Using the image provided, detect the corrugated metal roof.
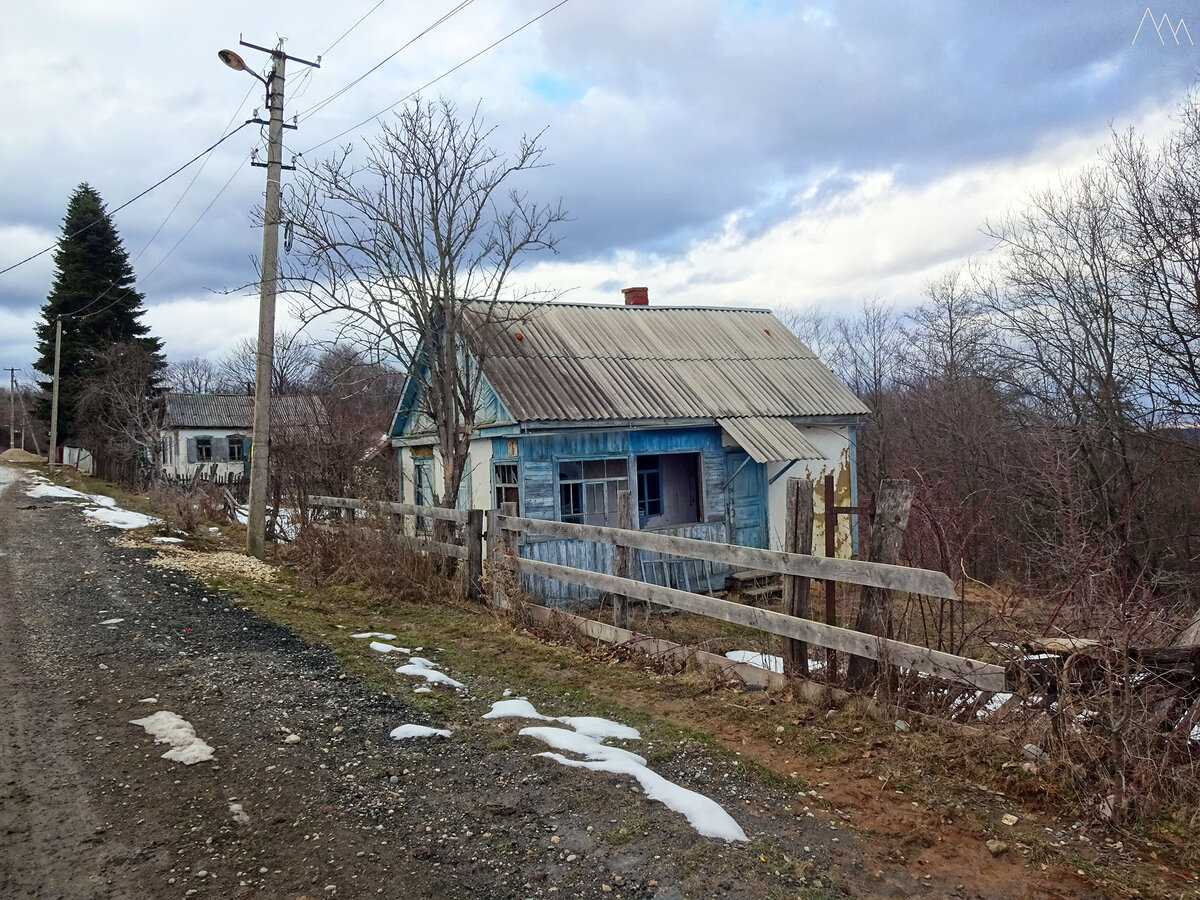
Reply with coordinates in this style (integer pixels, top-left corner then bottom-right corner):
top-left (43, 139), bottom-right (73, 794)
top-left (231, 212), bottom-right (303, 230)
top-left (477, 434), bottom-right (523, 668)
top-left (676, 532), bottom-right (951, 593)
top-left (465, 301), bottom-right (870, 422)
top-left (718, 417), bottom-right (824, 463)
top-left (163, 393), bottom-right (327, 429)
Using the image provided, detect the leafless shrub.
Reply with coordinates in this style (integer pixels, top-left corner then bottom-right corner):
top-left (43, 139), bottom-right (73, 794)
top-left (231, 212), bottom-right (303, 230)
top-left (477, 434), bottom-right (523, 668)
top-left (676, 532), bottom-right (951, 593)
top-left (147, 480), bottom-right (231, 532)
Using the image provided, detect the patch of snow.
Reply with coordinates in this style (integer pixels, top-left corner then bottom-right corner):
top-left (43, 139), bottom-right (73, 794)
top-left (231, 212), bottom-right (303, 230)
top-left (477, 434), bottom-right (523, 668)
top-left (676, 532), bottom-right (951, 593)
top-left (99, 618), bottom-right (125, 625)
top-left (520, 726), bottom-right (747, 842)
top-left (554, 716), bottom-right (641, 741)
top-left (129, 711), bottom-right (215, 765)
top-left (978, 692), bottom-right (1015, 718)
top-left (483, 698), bottom-right (554, 721)
top-left (88, 495), bottom-right (117, 508)
top-left (229, 802), bottom-right (250, 825)
top-left (369, 641), bottom-right (410, 654)
top-left (724, 650), bottom-right (783, 674)
top-left (390, 724), bottom-right (452, 740)
top-left (502, 688), bottom-right (513, 697)
top-left (395, 663), bottom-right (465, 689)
top-left (482, 699), bottom-right (640, 739)
top-left (413, 686), bottom-right (432, 694)
top-left (352, 632), bottom-right (397, 640)
top-left (406, 656), bottom-right (439, 669)
top-left (151, 536), bottom-right (184, 544)
top-left (84, 505), bottom-right (161, 530)
top-left (1191, 723), bottom-right (1200, 742)
top-left (25, 482), bottom-right (89, 501)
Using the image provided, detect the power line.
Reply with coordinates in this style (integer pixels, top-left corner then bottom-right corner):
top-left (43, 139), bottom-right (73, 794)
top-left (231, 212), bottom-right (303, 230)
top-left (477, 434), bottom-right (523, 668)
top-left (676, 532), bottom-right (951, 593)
top-left (70, 151), bottom-right (253, 326)
top-left (300, 0), bottom-right (571, 158)
top-left (321, 0), bottom-right (389, 57)
top-left (295, 0), bottom-right (476, 124)
top-left (0, 120), bottom-right (255, 279)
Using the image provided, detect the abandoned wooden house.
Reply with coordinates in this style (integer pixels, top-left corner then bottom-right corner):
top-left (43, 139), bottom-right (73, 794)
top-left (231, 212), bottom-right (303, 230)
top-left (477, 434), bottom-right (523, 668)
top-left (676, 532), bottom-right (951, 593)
top-left (159, 392), bottom-right (327, 483)
top-left (388, 289), bottom-right (869, 600)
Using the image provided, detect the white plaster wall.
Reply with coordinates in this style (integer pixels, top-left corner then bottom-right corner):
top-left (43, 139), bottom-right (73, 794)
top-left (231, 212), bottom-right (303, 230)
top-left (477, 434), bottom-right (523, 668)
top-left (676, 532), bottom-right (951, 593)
top-left (160, 427), bottom-right (250, 479)
top-left (764, 425), bottom-right (854, 555)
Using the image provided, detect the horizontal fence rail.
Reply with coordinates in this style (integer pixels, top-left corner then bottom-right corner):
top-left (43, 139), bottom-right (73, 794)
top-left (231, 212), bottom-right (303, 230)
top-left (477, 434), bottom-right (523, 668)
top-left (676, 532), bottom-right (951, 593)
top-left (496, 513), bottom-right (957, 600)
top-left (309, 494), bottom-right (472, 525)
top-left (510, 554), bottom-right (1005, 691)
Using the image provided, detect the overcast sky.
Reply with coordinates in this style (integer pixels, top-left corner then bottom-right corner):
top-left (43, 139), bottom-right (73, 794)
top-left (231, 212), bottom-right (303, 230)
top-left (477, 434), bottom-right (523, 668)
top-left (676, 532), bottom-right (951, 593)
top-left (1, 1), bottom-right (1197, 377)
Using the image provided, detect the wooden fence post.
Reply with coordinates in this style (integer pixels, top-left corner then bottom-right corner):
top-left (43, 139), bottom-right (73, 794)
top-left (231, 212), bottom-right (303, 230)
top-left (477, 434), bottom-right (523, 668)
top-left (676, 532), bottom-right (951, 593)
top-left (465, 508), bottom-right (484, 603)
top-left (613, 489), bottom-right (634, 629)
top-left (846, 479), bottom-right (915, 689)
top-left (823, 473), bottom-right (838, 680)
top-left (781, 478), bottom-right (814, 679)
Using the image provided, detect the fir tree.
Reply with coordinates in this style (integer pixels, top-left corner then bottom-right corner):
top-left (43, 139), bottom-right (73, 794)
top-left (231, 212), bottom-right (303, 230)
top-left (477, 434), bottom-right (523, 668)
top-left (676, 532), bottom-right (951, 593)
top-left (33, 183), bottom-right (164, 444)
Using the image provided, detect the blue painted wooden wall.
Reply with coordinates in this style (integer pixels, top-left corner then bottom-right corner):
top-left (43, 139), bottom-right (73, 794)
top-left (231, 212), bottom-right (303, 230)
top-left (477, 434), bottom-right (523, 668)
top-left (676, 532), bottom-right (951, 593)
top-left (501, 425), bottom-right (764, 605)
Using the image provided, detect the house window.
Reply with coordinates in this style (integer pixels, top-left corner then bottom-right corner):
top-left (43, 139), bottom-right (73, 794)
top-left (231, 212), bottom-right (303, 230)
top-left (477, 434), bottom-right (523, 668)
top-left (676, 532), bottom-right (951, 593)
top-left (228, 436), bottom-right (246, 462)
top-left (494, 463), bottom-right (519, 508)
top-left (558, 457), bottom-right (628, 526)
top-left (412, 454), bottom-right (433, 533)
top-left (196, 437), bottom-right (212, 461)
top-left (161, 437), bottom-right (170, 464)
top-left (636, 453), bottom-right (702, 527)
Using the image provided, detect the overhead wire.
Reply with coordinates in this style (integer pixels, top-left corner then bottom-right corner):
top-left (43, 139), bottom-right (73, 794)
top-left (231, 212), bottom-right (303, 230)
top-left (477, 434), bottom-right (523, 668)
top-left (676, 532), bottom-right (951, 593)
top-left (299, 0), bottom-right (572, 158)
top-left (294, 0), bottom-right (477, 124)
top-left (70, 150), bottom-right (253, 325)
top-left (0, 120), bottom-right (255, 279)
top-left (321, 0), bottom-right (389, 57)
top-left (60, 88), bottom-right (260, 321)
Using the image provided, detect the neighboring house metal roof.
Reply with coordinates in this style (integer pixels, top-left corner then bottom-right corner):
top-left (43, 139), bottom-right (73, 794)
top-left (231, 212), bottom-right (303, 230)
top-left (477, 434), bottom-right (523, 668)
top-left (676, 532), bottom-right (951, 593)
top-left (162, 393), bottom-right (327, 429)
top-left (463, 301), bottom-right (870, 423)
top-left (717, 416), bottom-right (824, 463)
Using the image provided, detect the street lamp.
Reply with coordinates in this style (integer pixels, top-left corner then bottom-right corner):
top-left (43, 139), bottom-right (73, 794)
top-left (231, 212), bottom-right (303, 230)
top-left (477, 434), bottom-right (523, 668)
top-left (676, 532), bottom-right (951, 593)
top-left (218, 39), bottom-right (317, 559)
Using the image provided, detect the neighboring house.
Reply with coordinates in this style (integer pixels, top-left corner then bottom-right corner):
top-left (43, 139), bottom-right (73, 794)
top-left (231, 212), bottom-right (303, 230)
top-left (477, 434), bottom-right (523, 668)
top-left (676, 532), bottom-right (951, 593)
top-left (388, 289), bottom-right (869, 601)
top-left (160, 392), bottom-right (326, 482)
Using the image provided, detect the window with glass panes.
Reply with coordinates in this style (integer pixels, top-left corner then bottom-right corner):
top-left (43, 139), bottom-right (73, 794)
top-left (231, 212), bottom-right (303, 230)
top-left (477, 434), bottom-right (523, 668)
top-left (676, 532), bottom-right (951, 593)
top-left (558, 458), bottom-right (629, 526)
top-left (494, 463), bottom-right (519, 508)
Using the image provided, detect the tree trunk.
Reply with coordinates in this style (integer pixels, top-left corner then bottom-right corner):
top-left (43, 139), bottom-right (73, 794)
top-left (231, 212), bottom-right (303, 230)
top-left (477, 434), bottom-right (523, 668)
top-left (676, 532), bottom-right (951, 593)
top-left (846, 479), bottom-right (914, 689)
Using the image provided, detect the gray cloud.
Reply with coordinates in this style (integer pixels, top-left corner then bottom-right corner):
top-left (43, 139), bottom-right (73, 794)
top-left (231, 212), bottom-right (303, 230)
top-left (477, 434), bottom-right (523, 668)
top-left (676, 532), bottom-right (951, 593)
top-left (0, 0), bottom-right (1196, 374)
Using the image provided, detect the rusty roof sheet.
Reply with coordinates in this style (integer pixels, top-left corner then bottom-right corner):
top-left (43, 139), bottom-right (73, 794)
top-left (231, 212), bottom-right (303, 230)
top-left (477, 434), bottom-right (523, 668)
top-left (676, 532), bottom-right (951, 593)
top-left (465, 301), bottom-right (869, 422)
top-left (163, 393), bottom-right (327, 429)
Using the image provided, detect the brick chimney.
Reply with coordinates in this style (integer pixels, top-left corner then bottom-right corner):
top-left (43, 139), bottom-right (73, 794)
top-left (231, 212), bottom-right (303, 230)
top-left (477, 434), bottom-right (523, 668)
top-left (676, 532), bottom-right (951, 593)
top-left (622, 286), bottom-right (649, 306)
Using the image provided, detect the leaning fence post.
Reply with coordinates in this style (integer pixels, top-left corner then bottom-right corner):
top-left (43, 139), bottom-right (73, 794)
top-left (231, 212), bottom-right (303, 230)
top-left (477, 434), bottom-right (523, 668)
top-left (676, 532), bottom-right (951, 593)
top-left (846, 479), bottom-right (915, 689)
top-left (465, 508), bottom-right (484, 603)
top-left (613, 489), bottom-right (634, 629)
top-left (781, 478), bottom-right (814, 679)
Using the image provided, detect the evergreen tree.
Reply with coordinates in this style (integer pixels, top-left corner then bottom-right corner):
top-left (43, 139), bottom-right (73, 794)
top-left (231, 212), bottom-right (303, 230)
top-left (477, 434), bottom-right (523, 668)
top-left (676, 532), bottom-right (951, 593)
top-left (33, 183), bottom-right (163, 445)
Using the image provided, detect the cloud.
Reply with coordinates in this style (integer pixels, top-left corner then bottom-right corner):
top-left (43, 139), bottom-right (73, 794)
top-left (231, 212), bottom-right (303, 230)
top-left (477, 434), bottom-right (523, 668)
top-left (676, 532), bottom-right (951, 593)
top-left (0, 0), bottom-right (1197, 375)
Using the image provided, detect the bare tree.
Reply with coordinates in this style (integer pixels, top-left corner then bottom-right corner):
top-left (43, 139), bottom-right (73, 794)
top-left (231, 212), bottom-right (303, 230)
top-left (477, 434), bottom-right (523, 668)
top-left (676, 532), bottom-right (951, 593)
top-left (281, 97), bottom-right (565, 509)
top-left (164, 357), bottom-right (222, 394)
top-left (217, 330), bottom-right (317, 396)
top-left (76, 341), bottom-right (165, 478)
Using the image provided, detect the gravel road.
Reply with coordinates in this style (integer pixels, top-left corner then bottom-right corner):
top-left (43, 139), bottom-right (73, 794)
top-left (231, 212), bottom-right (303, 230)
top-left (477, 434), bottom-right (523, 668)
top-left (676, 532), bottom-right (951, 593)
top-left (0, 464), bottom-right (974, 899)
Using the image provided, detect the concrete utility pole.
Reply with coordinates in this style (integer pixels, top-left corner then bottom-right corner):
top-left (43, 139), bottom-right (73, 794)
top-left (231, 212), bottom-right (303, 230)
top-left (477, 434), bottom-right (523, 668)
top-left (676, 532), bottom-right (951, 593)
top-left (218, 39), bottom-right (318, 559)
top-left (6, 367), bottom-right (16, 450)
top-left (48, 316), bottom-right (62, 469)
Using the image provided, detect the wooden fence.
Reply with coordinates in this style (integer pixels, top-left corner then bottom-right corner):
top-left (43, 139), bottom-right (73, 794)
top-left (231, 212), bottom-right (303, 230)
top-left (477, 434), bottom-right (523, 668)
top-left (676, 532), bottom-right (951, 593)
top-left (307, 488), bottom-right (1006, 693)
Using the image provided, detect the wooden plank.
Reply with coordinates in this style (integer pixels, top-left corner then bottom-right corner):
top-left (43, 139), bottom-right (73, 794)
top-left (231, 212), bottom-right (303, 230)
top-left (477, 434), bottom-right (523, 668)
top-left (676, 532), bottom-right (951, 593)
top-left (782, 477), bottom-right (813, 679)
top-left (511, 556), bottom-right (1005, 691)
top-left (613, 490), bottom-right (632, 629)
top-left (311, 523), bottom-right (468, 559)
top-left (308, 495), bottom-right (471, 524)
top-left (498, 514), bottom-right (956, 600)
top-left (465, 508), bottom-right (484, 603)
top-left (848, 479), bottom-right (914, 688)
